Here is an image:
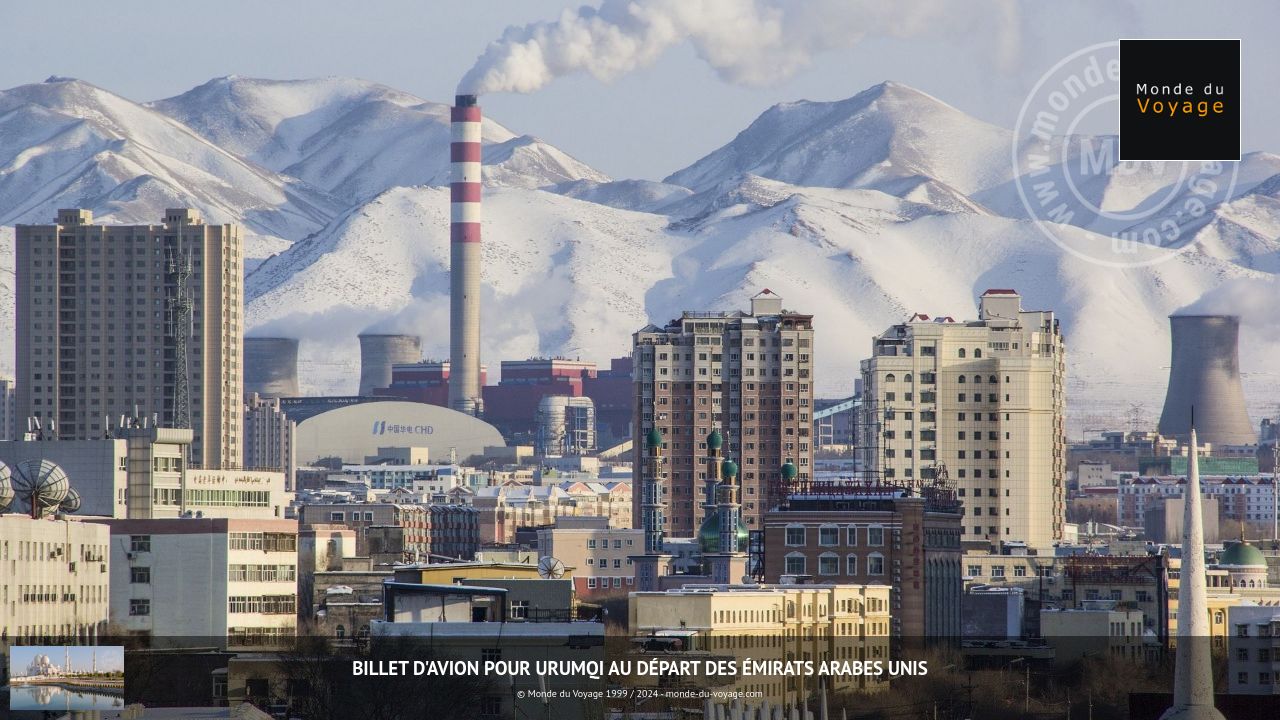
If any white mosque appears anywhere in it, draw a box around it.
[24,653,62,677]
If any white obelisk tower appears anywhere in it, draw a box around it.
[1159,427,1225,720]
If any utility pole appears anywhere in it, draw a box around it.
[1025,663,1031,714]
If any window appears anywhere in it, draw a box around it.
[818,525,839,546]
[1237,624,1250,638]
[510,600,529,619]
[968,565,982,577]
[785,526,806,546]
[130,598,151,616]
[867,526,884,546]
[846,554,858,575]
[130,566,151,584]
[846,527,858,546]
[991,565,1005,578]
[130,535,151,552]
[867,553,885,576]
[784,552,806,575]
[819,553,839,575]
[1014,566,1026,577]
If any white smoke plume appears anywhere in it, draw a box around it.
[1176,277,1280,341]
[459,0,1020,94]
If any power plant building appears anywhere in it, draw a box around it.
[14,209,243,468]
[631,290,816,534]
[860,289,1066,550]
[293,400,504,466]
[244,337,300,398]
[1157,315,1257,449]
[358,333,421,397]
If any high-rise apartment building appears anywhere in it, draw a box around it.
[632,290,815,534]
[859,289,1065,549]
[244,392,295,487]
[15,209,243,468]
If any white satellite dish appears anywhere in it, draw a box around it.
[538,556,566,579]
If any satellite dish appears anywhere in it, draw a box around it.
[538,556,566,579]
[0,461,13,512]
[58,487,82,514]
[11,459,70,518]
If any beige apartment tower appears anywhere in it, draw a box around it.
[859,289,1066,549]
[632,290,815,534]
[15,209,243,468]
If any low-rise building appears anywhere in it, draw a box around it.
[87,518,298,648]
[0,427,290,519]
[1228,605,1280,695]
[297,502,477,561]
[1040,603,1150,665]
[472,480,632,544]
[0,515,110,646]
[537,527,642,598]
[630,583,893,705]
[761,488,964,638]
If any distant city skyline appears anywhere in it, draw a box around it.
[1,1,1277,180]
[9,646,124,674]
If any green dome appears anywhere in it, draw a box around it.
[721,459,739,479]
[707,429,724,450]
[781,459,798,481]
[1218,541,1266,568]
[646,427,664,449]
[697,512,749,554]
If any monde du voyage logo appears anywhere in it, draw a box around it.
[371,420,435,436]
[1120,39,1241,161]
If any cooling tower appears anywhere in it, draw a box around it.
[1157,315,1257,448]
[448,94,484,417]
[244,337,300,398]
[358,334,421,396]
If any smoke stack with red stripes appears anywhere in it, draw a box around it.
[449,94,484,416]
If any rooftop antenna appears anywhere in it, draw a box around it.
[166,228,194,432]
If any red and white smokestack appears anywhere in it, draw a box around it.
[449,94,484,416]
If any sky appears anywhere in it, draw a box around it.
[10,646,125,674]
[0,1,1277,180]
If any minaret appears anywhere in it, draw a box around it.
[703,429,724,525]
[1159,427,1225,720]
[641,427,667,554]
[717,458,742,554]
[631,427,672,591]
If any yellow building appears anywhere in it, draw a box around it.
[630,583,893,708]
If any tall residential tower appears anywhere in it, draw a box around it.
[15,209,243,468]
[632,290,815,534]
[859,289,1065,549]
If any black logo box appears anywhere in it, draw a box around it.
[1119,39,1240,162]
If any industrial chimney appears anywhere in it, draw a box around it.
[244,337,300,398]
[449,94,484,417]
[358,334,421,396]
[1157,315,1257,448]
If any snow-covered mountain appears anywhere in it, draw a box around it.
[149,76,608,204]
[0,77,344,259]
[2,75,1278,434]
